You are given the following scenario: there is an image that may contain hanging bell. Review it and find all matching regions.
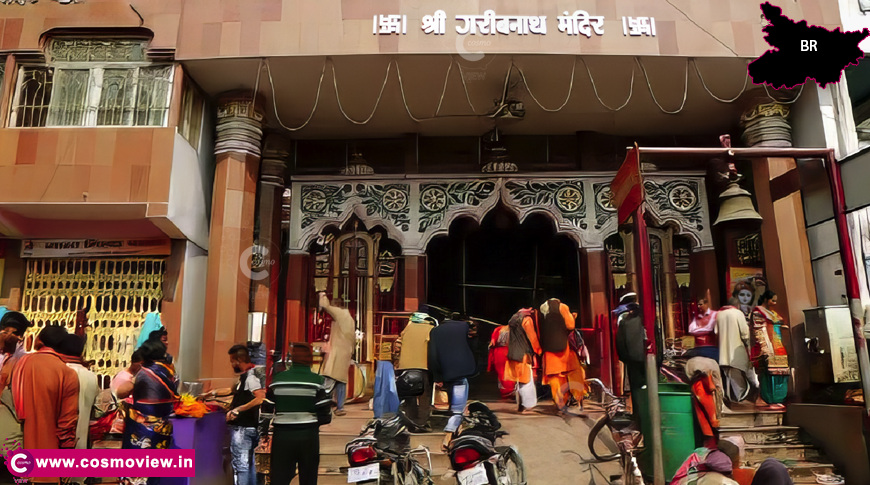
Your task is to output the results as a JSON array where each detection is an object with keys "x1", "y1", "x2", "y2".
[{"x1": 714, "y1": 182, "x2": 763, "y2": 225}]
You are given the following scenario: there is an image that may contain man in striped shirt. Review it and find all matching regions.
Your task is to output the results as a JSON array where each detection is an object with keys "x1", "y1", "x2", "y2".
[{"x1": 266, "y1": 342, "x2": 333, "y2": 485}]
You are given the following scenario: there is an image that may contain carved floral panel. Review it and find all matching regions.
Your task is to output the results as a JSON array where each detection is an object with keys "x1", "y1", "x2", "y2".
[{"x1": 289, "y1": 174, "x2": 712, "y2": 254}]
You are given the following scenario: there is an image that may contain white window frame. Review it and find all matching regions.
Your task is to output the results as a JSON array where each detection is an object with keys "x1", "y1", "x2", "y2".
[{"x1": 9, "y1": 61, "x2": 174, "y2": 128}]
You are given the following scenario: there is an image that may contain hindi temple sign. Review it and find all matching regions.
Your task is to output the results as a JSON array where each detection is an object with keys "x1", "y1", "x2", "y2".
[{"x1": 375, "y1": 10, "x2": 656, "y2": 38}]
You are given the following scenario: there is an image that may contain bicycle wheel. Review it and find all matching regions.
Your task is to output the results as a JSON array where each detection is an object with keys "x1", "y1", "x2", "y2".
[{"x1": 587, "y1": 415, "x2": 620, "y2": 462}]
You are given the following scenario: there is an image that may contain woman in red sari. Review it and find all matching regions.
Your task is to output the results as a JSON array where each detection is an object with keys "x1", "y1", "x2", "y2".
[{"x1": 488, "y1": 325, "x2": 515, "y2": 399}]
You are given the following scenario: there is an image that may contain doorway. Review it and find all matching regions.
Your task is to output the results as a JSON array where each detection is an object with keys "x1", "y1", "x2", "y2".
[{"x1": 426, "y1": 205, "x2": 581, "y2": 327}]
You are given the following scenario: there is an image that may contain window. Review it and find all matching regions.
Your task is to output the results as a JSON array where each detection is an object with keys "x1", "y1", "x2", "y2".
[{"x1": 9, "y1": 38, "x2": 173, "y2": 128}]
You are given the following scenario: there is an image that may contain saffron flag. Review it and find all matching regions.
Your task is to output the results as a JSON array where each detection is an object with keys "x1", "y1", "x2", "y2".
[{"x1": 611, "y1": 146, "x2": 643, "y2": 225}]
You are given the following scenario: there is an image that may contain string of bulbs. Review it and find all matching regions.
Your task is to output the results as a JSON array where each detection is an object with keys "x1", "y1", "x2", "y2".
[{"x1": 255, "y1": 55, "x2": 802, "y2": 131}]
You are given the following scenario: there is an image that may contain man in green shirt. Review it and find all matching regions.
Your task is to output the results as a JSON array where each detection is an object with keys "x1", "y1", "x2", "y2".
[{"x1": 265, "y1": 342, "x2": 332, "y2": 485}]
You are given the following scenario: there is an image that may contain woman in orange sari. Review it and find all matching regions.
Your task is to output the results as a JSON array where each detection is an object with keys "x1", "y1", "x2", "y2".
[{"x1": 750, "y1": 290, "x2": 789, "y2": 409}]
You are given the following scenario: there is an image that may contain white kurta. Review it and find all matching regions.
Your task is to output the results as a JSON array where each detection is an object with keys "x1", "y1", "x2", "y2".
[{"x1": 716, "y1": 307, "x2": 751, "y2": 372}]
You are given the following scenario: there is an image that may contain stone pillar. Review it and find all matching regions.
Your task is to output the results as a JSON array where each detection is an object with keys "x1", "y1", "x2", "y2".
[
  {"x1": 581, "y1": 248, "x2": 613, "y2": 387},
  {"x1": 252, "y1": 135, "x2": 289, "y2": 372},
  {"x1": 201, "y1": 92, "x2": 264, "y2": 388},
  {"x1": 404, "y1": 254, "x2": 427, "y2": 311}
]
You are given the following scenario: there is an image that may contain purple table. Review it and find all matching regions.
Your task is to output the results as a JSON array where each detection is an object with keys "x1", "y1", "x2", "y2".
[{"x1": 163, "y1": 412, "x2": 230, "y2": 485}]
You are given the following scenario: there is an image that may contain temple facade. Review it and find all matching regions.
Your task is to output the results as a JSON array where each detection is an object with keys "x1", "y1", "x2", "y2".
[{"x1": 0, "y1": 0, "x2": 864, "y2": 401}]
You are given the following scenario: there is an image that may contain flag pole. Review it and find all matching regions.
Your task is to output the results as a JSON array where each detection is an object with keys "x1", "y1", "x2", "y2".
[
  {"x1": 612, "y1": 143, "x2": 664, "y2": 484},
  {"x1": 633, "y1": 204, "x2": 665, "y2": 485}
]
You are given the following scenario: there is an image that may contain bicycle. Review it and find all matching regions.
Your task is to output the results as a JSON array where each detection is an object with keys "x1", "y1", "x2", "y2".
[{"x1": 584, "y1": 379, "x2": 644, "y2": 485}]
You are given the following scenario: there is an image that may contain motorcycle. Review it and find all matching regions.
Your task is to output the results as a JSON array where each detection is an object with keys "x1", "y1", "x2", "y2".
[
  {"x1": 446, "y1": 401, "x2": 526, "y2": 485},
  {"x1": 345, "y1": 413, "x2": 435, "y2": 485}
]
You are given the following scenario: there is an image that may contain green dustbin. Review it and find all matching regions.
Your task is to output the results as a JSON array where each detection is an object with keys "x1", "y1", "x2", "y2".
[{"x1": 635, "y1": 382, "x2": 696, "y2": 481}]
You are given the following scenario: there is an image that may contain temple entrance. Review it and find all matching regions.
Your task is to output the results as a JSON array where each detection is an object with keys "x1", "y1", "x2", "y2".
[{"x1": 426, "y1": 206, "x2": 581, "y2": 329}]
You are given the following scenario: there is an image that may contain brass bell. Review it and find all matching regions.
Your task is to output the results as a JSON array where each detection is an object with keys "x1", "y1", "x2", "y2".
[{"x1": 714, "y1": 182, "x2": 763, "y2": 225}]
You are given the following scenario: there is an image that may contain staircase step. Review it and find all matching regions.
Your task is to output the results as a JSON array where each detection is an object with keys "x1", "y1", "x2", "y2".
[
  {"x1": 720, "y1": 410, "x2": 784, "y2": 428},
  {"x1": 720, "y1": 425, "x2": 803, "y2": 445},
  {"x1": 785, "y1": 462, "x2": 836, "y2": 478},
  {"x1": 319, "y1": 451, "x2": 451, "y2": 475},
  {"x1": 744, "y1": 444, "x2": 822, "y2": 465},
  {"x1": 320, "y1": 432, "x2": 445, "y2": 455}
]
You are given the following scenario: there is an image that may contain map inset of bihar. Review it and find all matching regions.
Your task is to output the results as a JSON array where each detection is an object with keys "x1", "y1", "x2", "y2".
[{"x1": 748, "y1": 2, "x2": 870, "y2": 89}]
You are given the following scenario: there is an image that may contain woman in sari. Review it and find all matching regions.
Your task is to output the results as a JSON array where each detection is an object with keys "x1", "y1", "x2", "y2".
[
  {"x1": 123, "y1": 340, "x2": 179, "y2": 485},
  {"x1": 750, "y1": 290, "x2": 789, "y2": 409}
]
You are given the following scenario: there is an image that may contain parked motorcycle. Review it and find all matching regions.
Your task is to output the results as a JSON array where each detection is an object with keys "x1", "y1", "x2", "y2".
[
  {"x1": 345, "y1": 413, "x2": 435, "y2": 485},
  {"x1": 446, "y1": 401, "x2": 525, "y2": 485}
]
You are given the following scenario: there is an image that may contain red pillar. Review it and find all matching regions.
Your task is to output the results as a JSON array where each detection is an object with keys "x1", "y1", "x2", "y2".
[
  {"x1": 284, "y1": 253, "x2": 311, "y2": 351},
  {"x1": 404, "y1": 254, "x2": 426, "y2": 311}
]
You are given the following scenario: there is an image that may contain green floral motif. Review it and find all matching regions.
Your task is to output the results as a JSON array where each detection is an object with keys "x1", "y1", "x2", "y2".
[
  {"x1": 359, "y1": 184, "x2": 411, "y2": 232},
  {"x1": 505, "y1": 180, "x2": 587, "y2": 229},
  {"x1": 643, "y1": 180, "x2": 703, "y2": 228},
  {"x1": 300, "y1": 184, "x2": 353, "y2": 229},
  {"x1": 418, "y1": 181, "x2": 496, "y2": 232},
  {"x1": 592, "y1": 182, "x2": 616, "y2": 229}
]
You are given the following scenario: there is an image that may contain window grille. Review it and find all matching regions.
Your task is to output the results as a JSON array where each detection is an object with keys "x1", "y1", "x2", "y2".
[
  {"x1": 10, "y1": 39, "x2": 172, "y2": 128},
  {"x1": 46, "y1": 69, "x2": 89, "y2": 126},
  {"x1": 11, "y1": 67, "x2": 54, "y2": 128}
]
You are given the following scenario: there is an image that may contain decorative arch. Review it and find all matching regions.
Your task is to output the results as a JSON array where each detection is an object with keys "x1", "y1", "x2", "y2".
[
  {"x1": 290, "y1": 182, "x2": 409, "y2": 254},
  {"x1": 287, "y1": 174, "x2": 712, "y2": 255}
]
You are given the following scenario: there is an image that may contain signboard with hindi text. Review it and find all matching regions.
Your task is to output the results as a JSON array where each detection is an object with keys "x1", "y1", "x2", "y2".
[{"x1": 21, "y1": 239, "x2": 171, "y2": 258}]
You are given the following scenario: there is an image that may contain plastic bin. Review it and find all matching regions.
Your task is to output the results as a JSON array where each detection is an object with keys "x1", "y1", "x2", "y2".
[{"x1": 636, "y1": 382, "x2": 696, "y2": 480}]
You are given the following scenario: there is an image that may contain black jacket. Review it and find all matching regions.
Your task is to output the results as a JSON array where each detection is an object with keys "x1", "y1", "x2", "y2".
[
  {"x1": 616, "y1": 313, "x2": 646, "y2": 364},
  {"x1": 428, "y1": 320, "x2": 477, "y2": 383}
]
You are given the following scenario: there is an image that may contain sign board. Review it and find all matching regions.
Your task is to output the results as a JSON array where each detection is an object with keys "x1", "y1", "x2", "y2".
[
  {"x1": 374, "y1": 10, "x2": 657, "y2": 38},
  {"x1": 611, "y1": 145, "x2": 643, "y2": 225},
  {"x1": 21, "y1": 239, "x2": 171, "y2": 258}
]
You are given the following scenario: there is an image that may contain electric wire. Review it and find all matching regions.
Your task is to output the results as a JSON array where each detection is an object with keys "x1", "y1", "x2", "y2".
[
  {"x1": 764, "y1": 83, "x2": 804, "y2": 104},
  {"x1": 455, "y1": 60, "x2": 482, "y2": 114},
  {"x1": 265, "y1": 58, "x2": 325, "y2": 132},
  {"x1": 580, "y1": 57, "x2": 634, "y2": 111},
  {"x1": 636, "y1": 57, "x2": 689, "y2": 114},
  {"x1": 513, "y1": 57, "x2": 577, "y2": 112},
  {"x1": 332, "y1": 58, "x2": 393, "y2": 125},
  {"x1": 433, "y1": 57, "x2": 454, "y2": 116},
  {"x1": 691, "y1": 58, "x2": 749, "y2": 103},
  {"x1": 264, "y1": 54, "x2": 754, "y2": 132}
]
